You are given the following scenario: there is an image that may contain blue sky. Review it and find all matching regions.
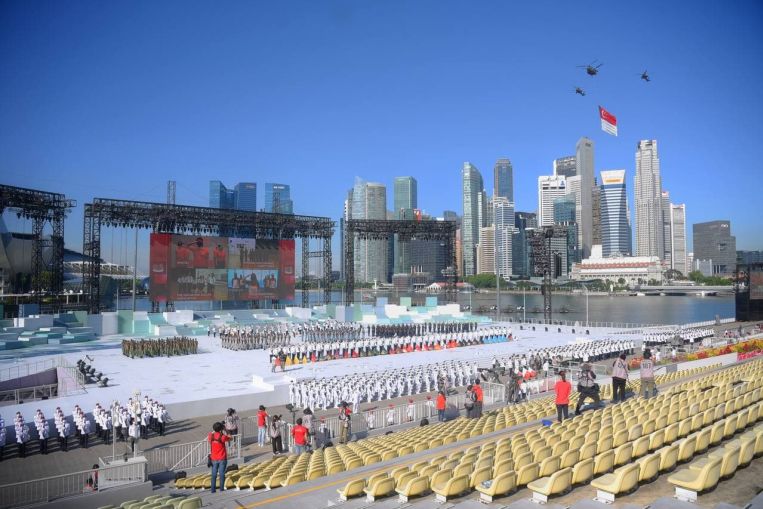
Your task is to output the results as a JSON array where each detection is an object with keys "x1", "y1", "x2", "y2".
[{"x1": 1, "y1": 1, "x2": 762, "y2": 271}]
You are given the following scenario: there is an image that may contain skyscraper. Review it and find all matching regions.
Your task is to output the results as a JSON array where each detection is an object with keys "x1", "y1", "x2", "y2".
[
  {"x1": 493, "y1": 197, "x2": 514, "y2": 278},
  {"x1": 565, "y1": 175, "x2": 582, "y2": 256},
  {"x1": 233, "y1": 183, "x2": 257, "y2": 212},
  {"x1": 553, "y1": 195, "x2": 576, "y2": 224},
  {"x1": 661, "y1": 191, "x2": 672, "y2": 266},
  {"x1": 537, "y1": 175, "x2": 567, "y2": 226},
  {"x1": 352, "y1": 179, "x2": 388, "y2": 283},
  {"x1": 264, "y1": 183, "x2": 293, "y2": 214},
  {"x1": 634, "y1": 140, "x2": 664, "y2": 258},
  {"x1": 599, "y1": 170, "x2": 632, "y2": 257},
  {"x1": 576, "y1": 137, "x2": 595, "y2": 258},
  {"x1": 493, "y1": 158, "x2": 513, "y2": 202},
  {"x1": 670, "y1": 204, "x2": 687, "y2": 275},
  {"x1": 477, "y1": 227, "x2": 495, "y2": 275},
  {"x1": 692, "y1": 220, "x2": 737, "y2": 276},
  {"x1": 462, "y1": 163, "x2": 485, "y2": 277},
  {"x1": 393, "y1": 177, "x2": 417, "y2": 274},
  {"x1": 512, "y1": 212, "x2": 537, "y2": 277},
  {"x1": 553, "y1": 156, "x2": 577, "y2": 178},
  {"x1": 393, "y1": 177, "x2": 417, "y2": 213},
  {"x1": 209, "y1": 180, "x2": 234, "y2": 209}
]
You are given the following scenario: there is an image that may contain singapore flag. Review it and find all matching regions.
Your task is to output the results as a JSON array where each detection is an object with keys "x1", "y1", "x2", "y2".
[{"x1": 599, "y1": 106, "x2": 618, "y2": 136}]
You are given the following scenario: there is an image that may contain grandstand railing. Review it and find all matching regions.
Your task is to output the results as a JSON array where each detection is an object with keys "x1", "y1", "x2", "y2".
[
  {"x1": 0, "y1": 358, "x2": 57, "y2": 382},
  {"x1": 114, "y1": 433, "x2": 243, "y2": 474},
  {"x1": 0, "y1": 457, "x2": 147, "y2": 509},
  {"x1": 0, "y1": 383, "x2": 58, "y2": 406}
]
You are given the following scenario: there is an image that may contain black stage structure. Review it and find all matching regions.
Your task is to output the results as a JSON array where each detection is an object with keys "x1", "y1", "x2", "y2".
[
  {"x1": 528, "y1": 225, "x2": 568, "y2": 323},
  {"x1": 83, "y1": 198, "x2": 334, "y2": 314},
  {"x1": 343, "y1": 219, "x2": 457, "y2": 305},
  {"x1": 0, "y1": 184, "x2": 76, "y2": 309}
]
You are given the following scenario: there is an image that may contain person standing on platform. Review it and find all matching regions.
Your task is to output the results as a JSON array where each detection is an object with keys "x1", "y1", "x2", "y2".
[
  {"x1": 208, "y1": 422, "x2": 230, "y2": 493},
  {"x1": 256, "y1": 406, "x2": 268, "y2": 447},
  {"x1": 224, "y1": 408, "x2": 240, "y2": 436},
  {"x1": 611, "y1": 353, "x2": 629, "y2": 403},
  {"x1": 128, "y1": 419, "x2": 140, "y2": 453},
  {"x1": 554, "y1": 371, "x2": 572, "y2": 422},
  {"x1": 640, "y1": 349, "x2": 657, "y2": 399},
  {"x1": 291, "y1": 418, "x2": 309, "y2": 455},
  {"x1": 464, "y1": 385, "x2": 476, "y2": 418},
  {"x1": 436, "y1": 391, "x2": 447, "y2": 422},
  {"x1": 269, "y1": 415, "x2": 283, "y2": 456},
  {"x1": 473, "y1": 380, "x2": 484, "y2": 417},
  {"x1": 39, "y1": 422, "x2": 50, "y2": 455},
  {"x1": 338, "y1": 403, "x2": 351, "y2": 444}
]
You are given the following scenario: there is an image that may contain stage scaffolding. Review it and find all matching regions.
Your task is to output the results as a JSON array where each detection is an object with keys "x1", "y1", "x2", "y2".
[
  {"x1": 527, "y1": 225, "x2": 568, "y2": 323},
  {"x1": 83, "y1": 198, "x2": 334, "y2": 314},
  {"x1": 343, "y1": 219, "x2": 457, "y2": 305},
  {"x1": 0, "y1": 184, "x2": 76, "y2": 309}
]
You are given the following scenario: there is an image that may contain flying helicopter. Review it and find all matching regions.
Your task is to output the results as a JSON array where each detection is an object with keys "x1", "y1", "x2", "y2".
[
  {"x1": 578, "y1": 60, "x2": 603, "y2": 76},
  {"x1": 574, "y1": 86, "x2": 586, "y2": 96},
  {"x1": 639, "y1": 70, "x2": 651, "y2": 82}
]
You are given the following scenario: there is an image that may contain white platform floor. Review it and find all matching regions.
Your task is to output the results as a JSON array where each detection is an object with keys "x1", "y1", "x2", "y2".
[{"x1": 1, "y1": 323, "x2": 640, "y2": 420}]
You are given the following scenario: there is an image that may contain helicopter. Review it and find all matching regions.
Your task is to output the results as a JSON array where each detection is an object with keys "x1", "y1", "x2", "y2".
[
  {"x1": 639, "y1": 70, "x2": 651, "y2": 82},
  {"x1": 574, "y1": 86, "x2": 586, "y2": 96},
  {"x1": 578, "y1": 60, "x2": 603, "y2": 76}
]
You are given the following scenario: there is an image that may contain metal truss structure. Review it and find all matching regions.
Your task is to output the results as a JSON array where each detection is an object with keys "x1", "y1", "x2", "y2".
[
  {"x1": 0, "y1": 184, "x2": 76, "y2": 308},
  {"x1": 527, "y1": 225, "x2": 568, "y2": 323},
  {"x1": 343, "y1": 219, "x2": 457, "y2": 305},
  {"x1": 83, "y1": 198, "x2": 333, "y2": 313}
]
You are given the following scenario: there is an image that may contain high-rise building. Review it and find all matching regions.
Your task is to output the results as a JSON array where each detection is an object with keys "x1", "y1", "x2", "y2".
[
  {"x1": 443, "y1": 210, "x2": 459, "y2": 224},
  {"x1": 477, "y1": 227, "x2": 496, "y2": 275},
  {"x1": 553, "y1": 195, "x2": 576, "y2": 224},
  {"x1": 599, "y1": 170, "x2": 632, "y2": 257},
  {"x1": 209, "y1": 180, "x2": 235, "y2": 209},
  {"x1": 686, "y1": 252, "x2": 694, "y2": 273},
  {"x1": 738, "y1": 250, "x2": 763, "y2": 265},
  {"x1": 537, "y1": 175, "x2": 567, "y2": 226},
  {"x1": 340, "y1": 188, "x2": 353, "y2": 281},
  {"x1": 393, "y1": 177, "x2": 417, "y2": 213},
  {"x1": 634, "y1": 140, "x2": 664, "y2": 258},
  {"x1": 592, "y1": 184, "x2": 602, "y2": 246},
  {"x1": 493, "y1": 197, "x2": 514, "y2": 278},
  {"x1": 693, "y1": 220, "x2": 737, "y2": 276},
  {"x1": 576, "y1": 137, "x2": 595, "y2": 258},
  {"x1": 462, "y1": 163, "x2": 485, "y2": 277},
  {"x1": 661, "y1": 191, "x2": 672, "y2": 266},
  {"x1": 455, "y1": 228, "x2": 463, "y2": 278},
  {"x1": 512, "y1": 212, "x2": 537, "y2": 277},
  {"x1": 264, "y1": 183, "x2": 293, "y2": 214},
  {"x1": 233, "y1": 183, "x2": 257, "y2": 212},
  {"x1": 565, "y1": 175, "x2": 582, "y2": 256},
  {"x1": 352, "y1": 179, "x2": 388, "y2": 283},
  {"x1": 493, "y1": 158, "x2": 513, "y2": 202},
  {"x1": 670, "y1": 204, "x2": 687, "y2": 275},
  {"x1": 393, "y1": 177, "x2": 418, "y2": 275},
  {"x1": 553, "y1": 156, "x2": 577, "y2": 178}
]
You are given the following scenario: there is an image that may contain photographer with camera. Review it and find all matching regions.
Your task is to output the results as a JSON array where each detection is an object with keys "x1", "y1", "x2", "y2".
[
  {"x1": 207, "y1": 422, "x2": 230, "y2": 493},
  {"x1": 575, "y1": 362, "x2": 601, "y2": 415}
]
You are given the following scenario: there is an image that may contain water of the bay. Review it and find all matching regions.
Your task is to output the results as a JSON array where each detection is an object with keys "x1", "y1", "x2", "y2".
[{"x1": 116, "y1": 290, "x2": 736, "y2": 327}]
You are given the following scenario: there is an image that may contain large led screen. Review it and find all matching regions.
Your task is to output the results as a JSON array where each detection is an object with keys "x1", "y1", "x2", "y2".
[{"x1": 149, "y1": 234, "x2": 295, "y2": 302}]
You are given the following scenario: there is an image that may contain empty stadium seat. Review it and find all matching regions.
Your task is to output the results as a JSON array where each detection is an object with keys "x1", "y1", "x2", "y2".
[
  {"x1": 668, "y1": 456, "x2": 722, "y2": 503},
  {"x1": 527, "y1": 467, "x2": 572, "y2": 504},
  {"x1": 476, "y1": 470, "x2": 517, "y2": 503},
  {"x1": 591, "y1": 463, "x2": 640, "y2": 503},
  {"x1": 364, "y1": 476, "x2": 395, "y2": 502},
  {"x1": 433, "y1": 474, "x2": 469, "y2": 502},
  {"x1": 636, "y1": 452, "x2": 660, "y2": 483},
  {"x1": 396, "y1": 475, "x2": 429, "y2": 503}
]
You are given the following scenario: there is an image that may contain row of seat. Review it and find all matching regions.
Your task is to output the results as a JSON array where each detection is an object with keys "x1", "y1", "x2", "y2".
[
  {"x1": 333, "y1": 359, "x2": 763, "y2": 505},
  {"x1": 97, "y1": 494, "x2": 201, "y2": 509}
]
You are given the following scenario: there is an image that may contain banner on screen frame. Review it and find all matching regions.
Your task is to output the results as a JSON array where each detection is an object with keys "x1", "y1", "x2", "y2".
[{"x1": 149, "y1": 233, "x2": 295, "y2": 302}]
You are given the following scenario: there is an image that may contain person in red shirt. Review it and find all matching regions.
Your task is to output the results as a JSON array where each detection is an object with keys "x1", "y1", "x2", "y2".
[
  {"x1": 208, "y1": 422, "x2": 231, "y2": 493},
  {"x1": 554, "y1": 370, "x2": 572, "y2": 422},
  {"x1": 436, "y1": 391, "x2": 447, "y2": 422},
  {"x1": 473, "y1": 380, "x2": 484, "y2": 417},
  {"x1": 190, "y1": 237, "x2": 210, "y2": 268},
  {"x1": 291, "y1": 418, "x2": 309, "y2": 455},
  {"x1": 213, "y1": 244, "x2": 227, "y2": 269},
  {"x1": 174, "y1": 242, "x2": 192, "y2": 268},
  {"x1": 256, "y1": 405, "x2": 268, "y2": 447}
]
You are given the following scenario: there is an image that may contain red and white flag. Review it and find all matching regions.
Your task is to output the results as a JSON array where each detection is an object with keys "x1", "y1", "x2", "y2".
[{"x1": 599, "y1": 106, "x2": 618, "y2": 136}]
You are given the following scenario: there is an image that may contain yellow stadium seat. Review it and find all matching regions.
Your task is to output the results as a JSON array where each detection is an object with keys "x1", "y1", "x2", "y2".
[
  {"x1": 476, "y1": 471, "x2": 517, "y2": 503},
  {"x1": 516, "y1": 462, "x2": 540, "y2": 486},
  {"x1": 677, "y1": 436, "x2": 697, "y2": 463},
  {"x1": 668, "y1": 456, "x2": 722, "y2": 503},
  {"x1": 613, "y1": 443, "x2": 633, "y2": 467},
  {"x1": 513, "y1": 451, "x2": 533, "y2": 470},
  {"x1": 538, "y1": 455, "x2": 561, "y2": 477},
  {"x1": 591, "y1": 463, "x2": 640, "y2": 504},
  {"x1": 528, "y1": 467, "x2": 572, "y2": 504},
  {"x1": 433, "y1": 474, "x2": 469, "y2": 503},
  {"x1": 560, "y1": 449, "x2": 579, "y2": 469},
  {"x1": 636, "y1": 453, "x2": 661, "y2": 483},
  {"x1": 429, "y1": 468, "x2": 453, "y2": 489},
  {"x1": 580, "y1": 441, "x2": 597, "y2": 460},
  {"x1": 364, "y1": 476, "x2": 395, "y2": 502},
  {"x1": 593, "y1": 450, "x2": 615, "y2": 476},
  {"x1": 396, "y1": 475, "x2": 429, "y2": 503},
  {"x1": 469, "y1": 466, "x2": 492, "y2": 489}
]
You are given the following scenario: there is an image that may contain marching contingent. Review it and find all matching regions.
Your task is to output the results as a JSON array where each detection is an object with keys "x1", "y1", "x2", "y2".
[
  {"x1": 0, "y1": 395, "x2": 169, "y2": 461},
  {"x1": 288, "y1": 359, "x2": 481, "y2": 412},
  {"x1": 122, "y1": 336, "x2": 199, "y2": 358},
  {"x1": 268, "y1": 326, "x2": 513, "y2": 366},
  {"x1": 642, "y1": 326, "x2": 714, "y2": 345}
]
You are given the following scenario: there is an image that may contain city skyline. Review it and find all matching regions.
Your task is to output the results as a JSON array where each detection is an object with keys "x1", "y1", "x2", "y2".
[{"x1": 2, "y1": 1, "x2": 762, "y2": 277}]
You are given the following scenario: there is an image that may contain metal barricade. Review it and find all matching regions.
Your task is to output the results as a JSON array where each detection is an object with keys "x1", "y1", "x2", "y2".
[{"x1": 0, "y1": 457, "x2": 147, "y2": 509}]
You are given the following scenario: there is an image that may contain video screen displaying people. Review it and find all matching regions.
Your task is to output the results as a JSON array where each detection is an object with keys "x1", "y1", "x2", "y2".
[{"x1": 150, "y1": 233, "x2": 295, "y2": 302}]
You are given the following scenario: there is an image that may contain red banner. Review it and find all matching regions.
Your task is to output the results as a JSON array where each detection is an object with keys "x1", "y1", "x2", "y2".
[
  {"x1": 599, "y1": 105, "x2": 618, "y2": 136},
  {"x1": 738, "y1": 350, "x2": 763, "y2": 361}
]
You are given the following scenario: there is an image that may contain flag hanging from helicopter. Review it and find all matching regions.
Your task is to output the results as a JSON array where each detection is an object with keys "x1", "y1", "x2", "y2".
[{"x1": 599, "y1": 106, "x2": 618, "y2": 136}]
